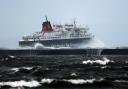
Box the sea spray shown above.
[34,43,44,49]
[80,38,105,48]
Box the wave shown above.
[41,78,97,84]
[82,57,112,65]
[41,79,54,84]
[0,78,104,87]
[115,80,128,83]
[8,55,15,58]
[0,80,40,87]
[63,79,96,84]
[101,66,108,69]
[1,78,128,88]
[10,67,33,72]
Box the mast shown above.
[45,16,48,22]
[73,19,77,28]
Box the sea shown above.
[0,54,128,89]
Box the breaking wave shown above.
[0,78,104,87]
[82,57,112,65]
[0,80,40,87]
[34,43,44,49]
[34,43,71,49]
[63,79,96,84]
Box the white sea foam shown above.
[63,79,96,84]
[0,78,105,87]
[83,57,110,65]
[101,66,108,69]
[41,78,98,84]
[21,67,33,70]
[71,73,77,76]
[44,47,57,49]
[34,43,60,49]
[10,67,33,72]
[0,80,40,87]
[9,55,15,58]
[41,79,54,84]
[55,47,71,49]
[11,68,19,72]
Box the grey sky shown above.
[0,0,128,48]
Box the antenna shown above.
[73,19,77,28]
[45,16,48,21]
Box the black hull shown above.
[19,38,92,48]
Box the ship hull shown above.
[19,38,93,48]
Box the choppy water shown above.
[0,55,128,89]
